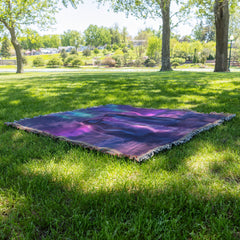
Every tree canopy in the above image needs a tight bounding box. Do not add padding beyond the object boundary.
[0,0,82,73]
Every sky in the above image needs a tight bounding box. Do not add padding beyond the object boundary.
[40,1,195,37]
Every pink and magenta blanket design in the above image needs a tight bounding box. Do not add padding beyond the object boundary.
[6,104,235,162]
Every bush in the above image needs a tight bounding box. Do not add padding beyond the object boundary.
[94,58,101,66]
[133,58,143,67]
[82,49,91,57]
[102,57,116,67]
[144,58,156,67]
[33,56,45,67]
[171,62,180,68]
[103,49,108,55]
[70,48,78,55]
[47,57,62,68]
[60,49,68,60]
[170,58,185,65]
[22,56,28,65]
[112,44,119,51]
[112,55,123,67]
[64,56,75,66]
[122,47,128,53]
[94,48,99,54]
[71,57,83,67]
[106,45,112,51]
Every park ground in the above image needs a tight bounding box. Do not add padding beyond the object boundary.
[0,71,240,239]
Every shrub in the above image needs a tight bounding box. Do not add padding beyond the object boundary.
[122,47,128,53]
[112,55,123,67]
[22,56,28,65]
[33,56,45,67]
[64,56,75,66]
[60,49,68,60]
[103,49,108,55]
[171,62,180,68]
[47,57,62,68]
[94,58,101,66]
[106,45,112,51]
[94,48,99,54]
[71,57,83,67]
[114,49,124,55]
[112,44,119,51]
[133,58,143,67]
[170,58,185,65]
[82,49,91,57]
[144,58,156,67]
[123,53,130,67]
[70,48,78,55]
[102,57,116,67]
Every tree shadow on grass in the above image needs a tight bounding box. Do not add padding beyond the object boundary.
[1,148,240,239]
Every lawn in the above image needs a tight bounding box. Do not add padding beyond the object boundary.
[0,71,239,239]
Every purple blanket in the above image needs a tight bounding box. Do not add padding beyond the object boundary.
[5,104,235,161]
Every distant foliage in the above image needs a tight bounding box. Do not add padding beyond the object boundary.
[103,49,108,55]
[94,48,100,54]
[144,58,156,67]
[133,58,144,67]
[146,36,161,63]
[60,49,68,60]
[64,55,83,67]
[70,48,78,55]
[112,44,119,51]
[82,49,91,57]
[94,58,101,66]
[106,45,112,51]
[102,57,116,67]
[170,58,185,65]
[33,56,45,67]
[71,57,83,67]
[122,47,128,53]
[1,37,11,59]
[64,56,75,66]
[47,57,63,68]
[171,62,180,68]
[112,55,123,67]
[22,56,28,65]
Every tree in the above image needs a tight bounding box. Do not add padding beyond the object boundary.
[96,0,177,71]
[40,34,61,48]
[121,27,128,44]
[20,29,42,51]
[0,0,82,73]
[188,0,239,72]
[84,25,111,47]
[193,21,215,42]
[1,36,11,59]
[109,24,121,45]
[134,28,154,45]
[61,30,83,49]
[214,0,229,71]
[229,5,240,40]
[146,36,162,63]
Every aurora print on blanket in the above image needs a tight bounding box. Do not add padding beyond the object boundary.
[6,104,235,162]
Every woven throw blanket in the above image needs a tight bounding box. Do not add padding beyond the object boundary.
[5,104,235,162]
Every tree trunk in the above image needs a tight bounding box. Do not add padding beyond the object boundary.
[214,0,229,72]
[9,27,24,73]
[160,0,172,71]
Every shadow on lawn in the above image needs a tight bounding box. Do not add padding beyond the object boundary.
[0,71,240,239]
[1,141,240,239]
[0,71,234,118]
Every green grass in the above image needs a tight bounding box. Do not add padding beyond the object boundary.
[0,71,239,239]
